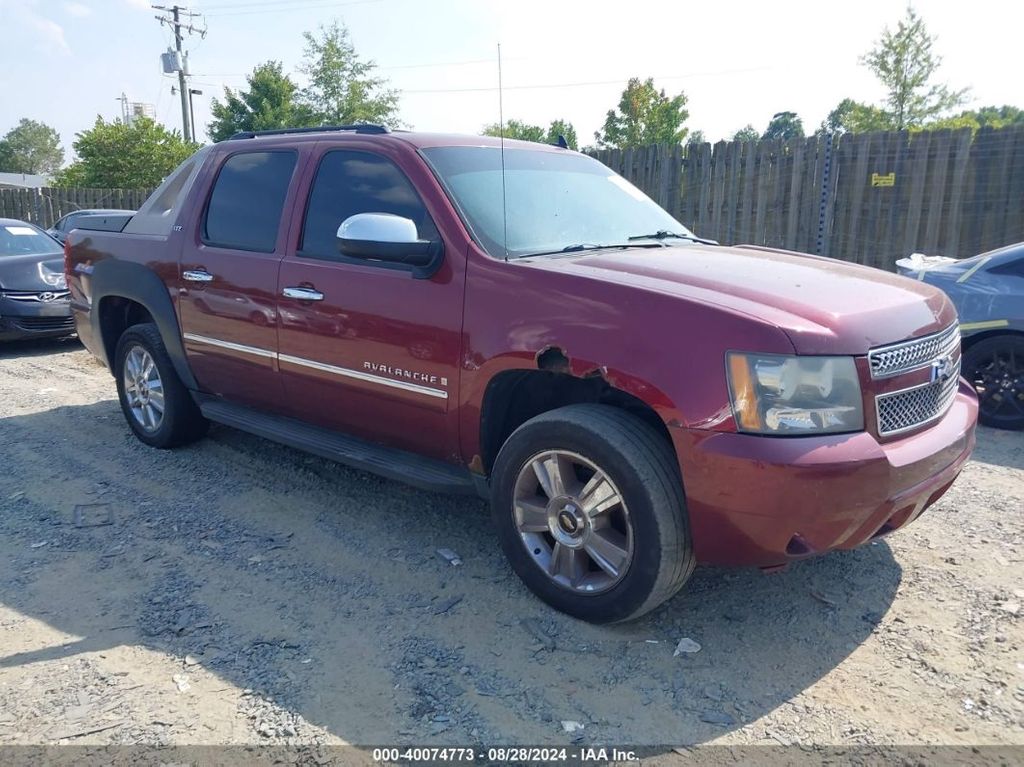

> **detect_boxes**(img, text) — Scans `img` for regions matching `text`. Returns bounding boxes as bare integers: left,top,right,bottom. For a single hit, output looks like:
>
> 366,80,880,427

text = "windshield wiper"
517,242,663,258
627,230,718,244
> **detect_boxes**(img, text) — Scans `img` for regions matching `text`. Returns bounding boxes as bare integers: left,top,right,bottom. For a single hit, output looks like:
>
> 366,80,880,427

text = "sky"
1,0,1022,162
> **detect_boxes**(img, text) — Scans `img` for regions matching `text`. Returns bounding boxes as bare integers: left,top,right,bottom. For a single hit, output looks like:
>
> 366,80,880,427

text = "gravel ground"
0,338,1021,751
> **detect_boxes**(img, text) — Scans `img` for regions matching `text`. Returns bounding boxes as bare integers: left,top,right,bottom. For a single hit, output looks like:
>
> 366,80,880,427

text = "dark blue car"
898,242,1024,430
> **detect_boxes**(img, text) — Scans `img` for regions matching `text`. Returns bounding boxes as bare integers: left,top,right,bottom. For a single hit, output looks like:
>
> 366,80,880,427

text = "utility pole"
153,5,205,142
171,5,190,142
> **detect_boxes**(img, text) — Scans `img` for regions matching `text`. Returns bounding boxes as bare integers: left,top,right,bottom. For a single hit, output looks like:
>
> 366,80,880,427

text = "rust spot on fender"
468,454,485,475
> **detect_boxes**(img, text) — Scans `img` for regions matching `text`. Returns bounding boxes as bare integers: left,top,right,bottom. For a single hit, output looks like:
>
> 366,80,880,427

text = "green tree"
546,119,578,150
686,130,706,146
925,104,1024,133
860,5,968,129
971,105,1024,127
731,124,759,142
595,77,689,148
481,119,546,143
762,111,804,140
52,117,197,188
819,98,891,134
481,118,578,149
298,21,400,126
207,61,311,142
0,118,64,174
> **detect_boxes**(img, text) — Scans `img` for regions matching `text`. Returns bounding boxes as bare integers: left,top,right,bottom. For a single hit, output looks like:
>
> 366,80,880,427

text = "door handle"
282,286,325,302
183,269,214,283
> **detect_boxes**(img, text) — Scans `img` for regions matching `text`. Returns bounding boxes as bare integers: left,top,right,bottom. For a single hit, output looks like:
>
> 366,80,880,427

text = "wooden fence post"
815,132,834,255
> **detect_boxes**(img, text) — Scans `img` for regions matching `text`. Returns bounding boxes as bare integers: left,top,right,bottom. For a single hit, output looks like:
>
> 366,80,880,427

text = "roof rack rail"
227,124,391,140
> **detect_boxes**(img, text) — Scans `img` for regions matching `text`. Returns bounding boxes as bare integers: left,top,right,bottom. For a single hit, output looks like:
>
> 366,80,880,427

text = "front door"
276,146,465,460
178,149,301,411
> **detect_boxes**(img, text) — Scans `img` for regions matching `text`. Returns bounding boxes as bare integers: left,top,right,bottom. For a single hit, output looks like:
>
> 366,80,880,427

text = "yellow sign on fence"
871,172,896,187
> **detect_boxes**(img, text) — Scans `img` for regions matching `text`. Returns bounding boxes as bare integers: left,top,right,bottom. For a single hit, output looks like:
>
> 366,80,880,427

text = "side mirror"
336,213,437,269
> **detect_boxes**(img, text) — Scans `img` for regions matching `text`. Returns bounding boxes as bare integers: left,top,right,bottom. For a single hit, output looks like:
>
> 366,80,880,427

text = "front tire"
962,335,1024,430
490,404,694,623
114,323,208,448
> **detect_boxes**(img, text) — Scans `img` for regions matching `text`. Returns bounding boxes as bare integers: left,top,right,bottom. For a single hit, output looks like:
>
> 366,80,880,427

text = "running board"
199,400,480,496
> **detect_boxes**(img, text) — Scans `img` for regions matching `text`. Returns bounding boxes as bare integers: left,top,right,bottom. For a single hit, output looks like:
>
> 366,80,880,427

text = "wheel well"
962,328,1024,353
98,296,154,369
479,369,675,475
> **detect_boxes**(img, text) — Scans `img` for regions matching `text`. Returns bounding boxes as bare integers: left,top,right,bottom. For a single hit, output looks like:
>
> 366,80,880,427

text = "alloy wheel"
970,346,1024,424
122,345,165,432
512,450,634,594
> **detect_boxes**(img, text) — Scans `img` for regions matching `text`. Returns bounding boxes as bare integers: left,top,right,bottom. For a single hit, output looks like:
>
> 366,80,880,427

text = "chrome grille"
868,323,960,379
876,361,961,436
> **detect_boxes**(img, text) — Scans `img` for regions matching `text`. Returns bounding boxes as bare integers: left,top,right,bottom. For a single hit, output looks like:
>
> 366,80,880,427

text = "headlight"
727,352,864,435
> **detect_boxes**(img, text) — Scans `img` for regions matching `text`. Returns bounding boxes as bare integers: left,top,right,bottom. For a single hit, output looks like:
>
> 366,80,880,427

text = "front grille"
876,361,961,436
1,290,70,303
868,323,960,379
14,316,75,332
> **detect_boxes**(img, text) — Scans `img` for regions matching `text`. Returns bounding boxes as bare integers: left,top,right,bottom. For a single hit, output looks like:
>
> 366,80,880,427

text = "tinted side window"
203,151,296,252
989,257,1024,278
300,150,438,260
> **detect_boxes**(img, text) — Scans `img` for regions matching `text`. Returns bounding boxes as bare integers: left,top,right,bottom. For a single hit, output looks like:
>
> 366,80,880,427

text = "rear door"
178,148,303,411
276,144,466,460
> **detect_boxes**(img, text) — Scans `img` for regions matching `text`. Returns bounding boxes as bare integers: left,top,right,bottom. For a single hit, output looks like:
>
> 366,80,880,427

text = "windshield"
0,223,60,257
421,146,694,258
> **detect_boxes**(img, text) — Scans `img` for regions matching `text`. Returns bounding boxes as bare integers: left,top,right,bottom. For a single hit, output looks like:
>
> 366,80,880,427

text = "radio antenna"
497,42,509,261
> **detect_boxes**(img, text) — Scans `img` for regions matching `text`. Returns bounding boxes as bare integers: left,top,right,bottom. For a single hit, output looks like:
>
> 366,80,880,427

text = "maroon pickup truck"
65,125,978,623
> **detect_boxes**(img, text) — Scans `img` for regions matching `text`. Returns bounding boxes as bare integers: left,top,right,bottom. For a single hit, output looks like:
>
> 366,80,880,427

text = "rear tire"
962,335,1024,430
490,404,694,623
114,323,208,448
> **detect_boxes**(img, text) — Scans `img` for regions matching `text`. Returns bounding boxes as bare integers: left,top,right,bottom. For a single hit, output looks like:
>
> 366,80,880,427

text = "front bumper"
0,296,75,341
674,380,978,567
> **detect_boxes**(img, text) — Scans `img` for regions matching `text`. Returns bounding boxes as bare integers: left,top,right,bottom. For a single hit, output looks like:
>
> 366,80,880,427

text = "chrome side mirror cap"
337,212,420,245
336,212,438,272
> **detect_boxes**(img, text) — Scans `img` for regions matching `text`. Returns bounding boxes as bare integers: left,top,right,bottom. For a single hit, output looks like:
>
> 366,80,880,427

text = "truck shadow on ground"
0,400,902,748
0,336,81,360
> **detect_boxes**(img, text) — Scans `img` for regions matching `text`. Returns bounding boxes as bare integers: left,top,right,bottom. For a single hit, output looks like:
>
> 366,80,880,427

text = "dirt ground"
0,338,1021,753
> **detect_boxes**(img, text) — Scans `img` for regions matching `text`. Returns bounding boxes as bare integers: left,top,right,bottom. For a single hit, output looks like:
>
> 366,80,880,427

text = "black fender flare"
89,259,199,390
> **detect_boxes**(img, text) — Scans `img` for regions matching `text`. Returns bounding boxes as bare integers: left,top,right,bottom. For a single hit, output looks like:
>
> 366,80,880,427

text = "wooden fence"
4,127,1022,268
0,187,153,229
592,126,1024,269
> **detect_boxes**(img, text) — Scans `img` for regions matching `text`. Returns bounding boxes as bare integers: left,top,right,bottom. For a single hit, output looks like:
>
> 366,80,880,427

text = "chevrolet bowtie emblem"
930,355,955,383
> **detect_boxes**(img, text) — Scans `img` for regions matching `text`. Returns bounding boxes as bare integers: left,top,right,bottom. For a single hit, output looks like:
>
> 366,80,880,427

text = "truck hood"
0,251,67,291
525,244,956,355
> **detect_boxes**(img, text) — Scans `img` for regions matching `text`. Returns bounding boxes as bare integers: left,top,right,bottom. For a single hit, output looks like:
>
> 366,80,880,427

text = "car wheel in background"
490,404,695,623
114,323,209,448
962,335,1024,430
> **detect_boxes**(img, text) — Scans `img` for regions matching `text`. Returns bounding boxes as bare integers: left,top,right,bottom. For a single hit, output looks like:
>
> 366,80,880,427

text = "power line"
401,66,776,95
202,0,380,16
201,0,368,8
190,55,524,79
